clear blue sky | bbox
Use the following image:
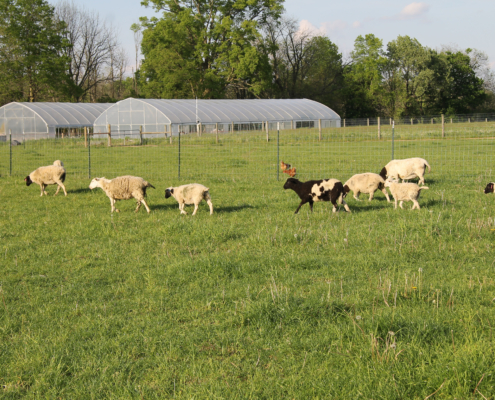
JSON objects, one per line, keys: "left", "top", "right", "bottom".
{"left": 48, "top": 0, "right": 495, "bottom": 71}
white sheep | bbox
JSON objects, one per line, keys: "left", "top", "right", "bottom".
{"left": 165, "top": 183, "right": 213, "bottom": 215}
{"left": 24, "top": 160, "right": 67, "bottom": 196}
{"left": 384, "top": 181, "right": 429, "bottom": 210}
{"left": 380, "top": 158, "right": 431, "bottom": 185}
{"left": 343, "top": 173, "right": 390, "bottom": 202}
{"left": 89, "top": 176, "right": 155, "bottom": 213}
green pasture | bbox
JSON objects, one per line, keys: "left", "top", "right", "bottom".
{"left": 1, "top": 125, "right": 495, "bottom": 398}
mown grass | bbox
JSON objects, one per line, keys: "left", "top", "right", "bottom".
{"left": 1, "top": 127, "right": 495, "bottom": 398}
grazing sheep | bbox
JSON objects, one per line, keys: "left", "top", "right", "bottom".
{"left": 165, "top": 183, "right": 213, "bottom": 215}
{"left": 283, "top": 178, "right": 351, "bottom": 214}
{"left": 24, "top": 160, "right": 67, "bottom": 196}
{"left": 380, "top": 157, "right": 431, "bottom": 185}
{"left": 343, "top": 173, "right": 391, "bottom": 202}
{"left": 484, "top": 182, "right": 494, "bottom": 194}
{"left": 384, "top": 181, "right": 429, "bottom": 210}
{"left": 89, "top": 176, "right": 155, "bottom": 213}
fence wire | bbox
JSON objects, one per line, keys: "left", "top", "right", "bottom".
{"left": 2, "top": 116, "right": 494, "bottom": 185}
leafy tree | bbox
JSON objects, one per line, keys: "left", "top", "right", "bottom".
{"left": 0, "top": 0, "right": 72, "bottom": 104}
{"left": 139, "top": 0, "right": 283, "bottom": 99}
{"left": 342, "top": 34, "right": 386, "bottom": 118}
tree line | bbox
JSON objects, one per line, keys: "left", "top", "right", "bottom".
{"left": 1, "top": 0, "right": 494, "bottom": 118}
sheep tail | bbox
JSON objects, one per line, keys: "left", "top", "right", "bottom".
{"left": 145, "top": 181, "right": 155, "bottom": 189}
{"left": 419, "top": 187, "right": 429, "bottom": 191}
{"left": 424, "top": 161, "right": 431, "bottom": 173}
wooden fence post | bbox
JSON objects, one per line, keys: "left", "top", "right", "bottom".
{"left": 232, "top": 121, "right": 234, "bottom": 134}
{"left": 389, "top": 118, "right": 392, "bottom": 125}
{"left": 266, "top": 121, "right": 269, "bottom": 142}
{"left": 367, "top": 118, "right": 369, "bottom": 127}
{"left": 84, "top": 126, "right": 87, "bottom": 148}
{"left": 198, "top": 122, "right": 202, "bottom": 137}
{"left": 318, "top": 119, "right": 322, "bottom": 141}
{"left": 215, "top": 123, "right": 219, "bottom": 144}
{"left": 170, "top": 125, "right": 173, "bottom": 144}
{"left": 378, "top": 117, "right": 381, "bottom": 139}
{"left": 107, "top": 124, "right": 111, "bottom": 147}
{"left": 343, "top": 119, "right": 346, "bottom": 128}
{"left": 441, "top": 114, "right": 445, "bottom": 138}
{"left": 411, "top": 118, "right": 413, "bottom": 125}
{"left": 140, "top": 125, "right": 143, "bottom": 145}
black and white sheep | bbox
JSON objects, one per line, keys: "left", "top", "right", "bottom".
{"left": 283, "top": 178, "right": 351, "bottom": 214}
{"left": 343, "top": 173, "right": 391, "bottom": 202}
{"left": 165, "top": 183, "right": 213, "bottom": 215}
{"left": 484, "top": 182, "right": 494, "bottom": 194}
{"left": 89, "top": 176, "right": 155, "bottom": 213}
{"left": 384, "top": 181, "right": 429, "bottom": 210}
{"left": 24, "top": 160, "right": 67, "bottom": 196}
{"left": 380, "top": 157, "right": 431, "bottom": 186}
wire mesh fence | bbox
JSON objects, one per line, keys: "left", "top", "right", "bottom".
{"left": 1, "top": 114, "right": 494, "bottom": 184}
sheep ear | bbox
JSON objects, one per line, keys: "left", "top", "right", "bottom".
{"left": 170, "top": 188, "right": 174, "bottom": 194}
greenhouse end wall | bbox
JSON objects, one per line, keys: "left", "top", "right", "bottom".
{"left": 0, "top": 103, "right": 51, "bottom": 140}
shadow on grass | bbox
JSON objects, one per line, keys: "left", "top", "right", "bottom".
{"left": 69, "top": 188, "right": 92, "bottom": 194}
{"left": 151, "top": 204, "right": 180, "bottom": 211}
{"left": 215, "top": 204, "right": 255, "bottom": 213}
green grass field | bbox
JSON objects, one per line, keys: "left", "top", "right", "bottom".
{"left": 1, "top": 125, "right": 495, "bottom": 398}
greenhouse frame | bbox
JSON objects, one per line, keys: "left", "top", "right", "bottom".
{"left": 0, "top": 102, "right": 112, "bottom": 141}
{"left": 93, "top": 98, "right": 341, "bottom": 136}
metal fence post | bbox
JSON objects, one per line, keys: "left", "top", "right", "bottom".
{"left": 9, "top": 129, "right": 12, "bottom": 176}
{"left": 391, "top": 120, "right": 395, "bottom": 160}
{"left": 178, "top": 125, "right": 181, "bottom": 179}
{"left": 88, "top": 131, "right": 91, "bottom": 179}
{"left": 277, "top": 122, "right": 280, "bottom": 181}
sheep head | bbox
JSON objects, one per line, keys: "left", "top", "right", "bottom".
{"left": 24, "top": 176, "right": 32, "bottom": 186}
{"left": 283, "top": 178, "right": 300, "bottom": 190}
{"left": 484, "top": 182, "right": 495, "bottom": 194}
{"left": 89, "top": 177, "right": 104, "bottom": 190}
{"left": 165, "top": 187, "right": 174, "bottom": 198}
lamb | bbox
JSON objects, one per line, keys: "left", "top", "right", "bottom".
{"left": 484, "top": 182, "right": 495, "bottom": 194}
{"left": 89, "top": 176, "right": 155, "bottom": 213}
{"left": 384, "top": 181, "right": 429, "bottom": 210}
{"left": 165, "top": 183, "right": 213, "bottom": 215}
{"left": 379, "top": 158, "right": 431, "bottom": 186}
{"left": 283, "top": 177, "right": 351, "bottom": 214}
{"left": 343, "top": 173, "right": 390, "bottom": 202}
{"left": 24, "top": 160, "right": 67, "bottom": 196}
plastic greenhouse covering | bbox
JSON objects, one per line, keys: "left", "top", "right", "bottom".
{"left": 0, "top": 102, "right": 112, "bottom": 140}
{"left": 93, "top": 98, "right": 341, "bottom": 136}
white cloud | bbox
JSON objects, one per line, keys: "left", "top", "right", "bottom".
{"left": 298, "top": 19, "right": 348, "bottom": 37}
{"left": 398, "top": 2, "right": 430, "bottom": 19}
{"left": 352, "top": 21, "right": 361, "bottom": 28}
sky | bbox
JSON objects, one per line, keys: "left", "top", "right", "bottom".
{"left": 47, "top": 0, "right": 495, "bottom": 71}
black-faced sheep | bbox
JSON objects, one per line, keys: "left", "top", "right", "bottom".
{"left": 380, "top": 158, "right": 431, "bottom": 186}
{"left": 484, "top": 182, "right": 494, "bottom": 194}
{"left": 24, "top": 160, "right": 67, "bottom": 196}
{"left": 384, "top": 181, "right": 429, "bottom": 210}
{"left": 89, "top": 176, "right": 155, "bottom": 213}
{"left": 283, "top": 178, "right": 350, "bottom": 214}
{"left": 165, "top": 183, "right": 213, "bottom": 215}
{"left": 343, "top": 173, "right": 390, "bottom": 202}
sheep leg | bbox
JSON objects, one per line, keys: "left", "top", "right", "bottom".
{"left": 135, "top": 200, "right": 142, "bottom": 213}
{"left": 56, "top": 181, "right": 67, "bottom": 196}
{"left": 399, "top": 201, "right": 404, "bottom": 209}
{"left": 343, "top": 199, "right": 351, "bottom": 213}
{"left": 192, "top": 203, "right": 199, "bottom": 216}
{"left": 180, "top": 203, "right": 187, "bottom": 215}
{"left": 331, "top": 199, "right": 338, "bottom": 213}
{"left": 141, "top": 199, "right": 151, "bottom": 214}
{"left": 368, "top": 191, "right": 374, "bottom": 201}
{"left": 382, "top": 188, "right": 391, "bottom": 202}
{"left": 394, "top": 198, "right": 398, "bottom": 209}
{"left": 207, "top": 199, "right": 213, "bottom": 215}
{"left": 353, "top": 191, "right": 361, "bottom": 201}
{"left": 294, "top": 196, "right": 312, "bottom": 214}
{"left": 411, "top": 200, "right": 420, "bottom": 210}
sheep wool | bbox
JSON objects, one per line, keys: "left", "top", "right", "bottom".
{"left": 283, "top": 178, "right": 350, "bottom": 214}
{"left": 165, "top": 183, "right": 213, "bottom": 215}
{"left": 89, "top": 175, "right": 155, "bottom": 213}
{"left": 344, "top": 173, "right": 390, "bottom": 202}
{"left": 380, "top": 157, "right": 431, "bottom": 186}
{"left": 385, "top": 181, "right": 429, "bottom": 210}
{"left": 24, "top": 160, "right": 67, "bottom": 196}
